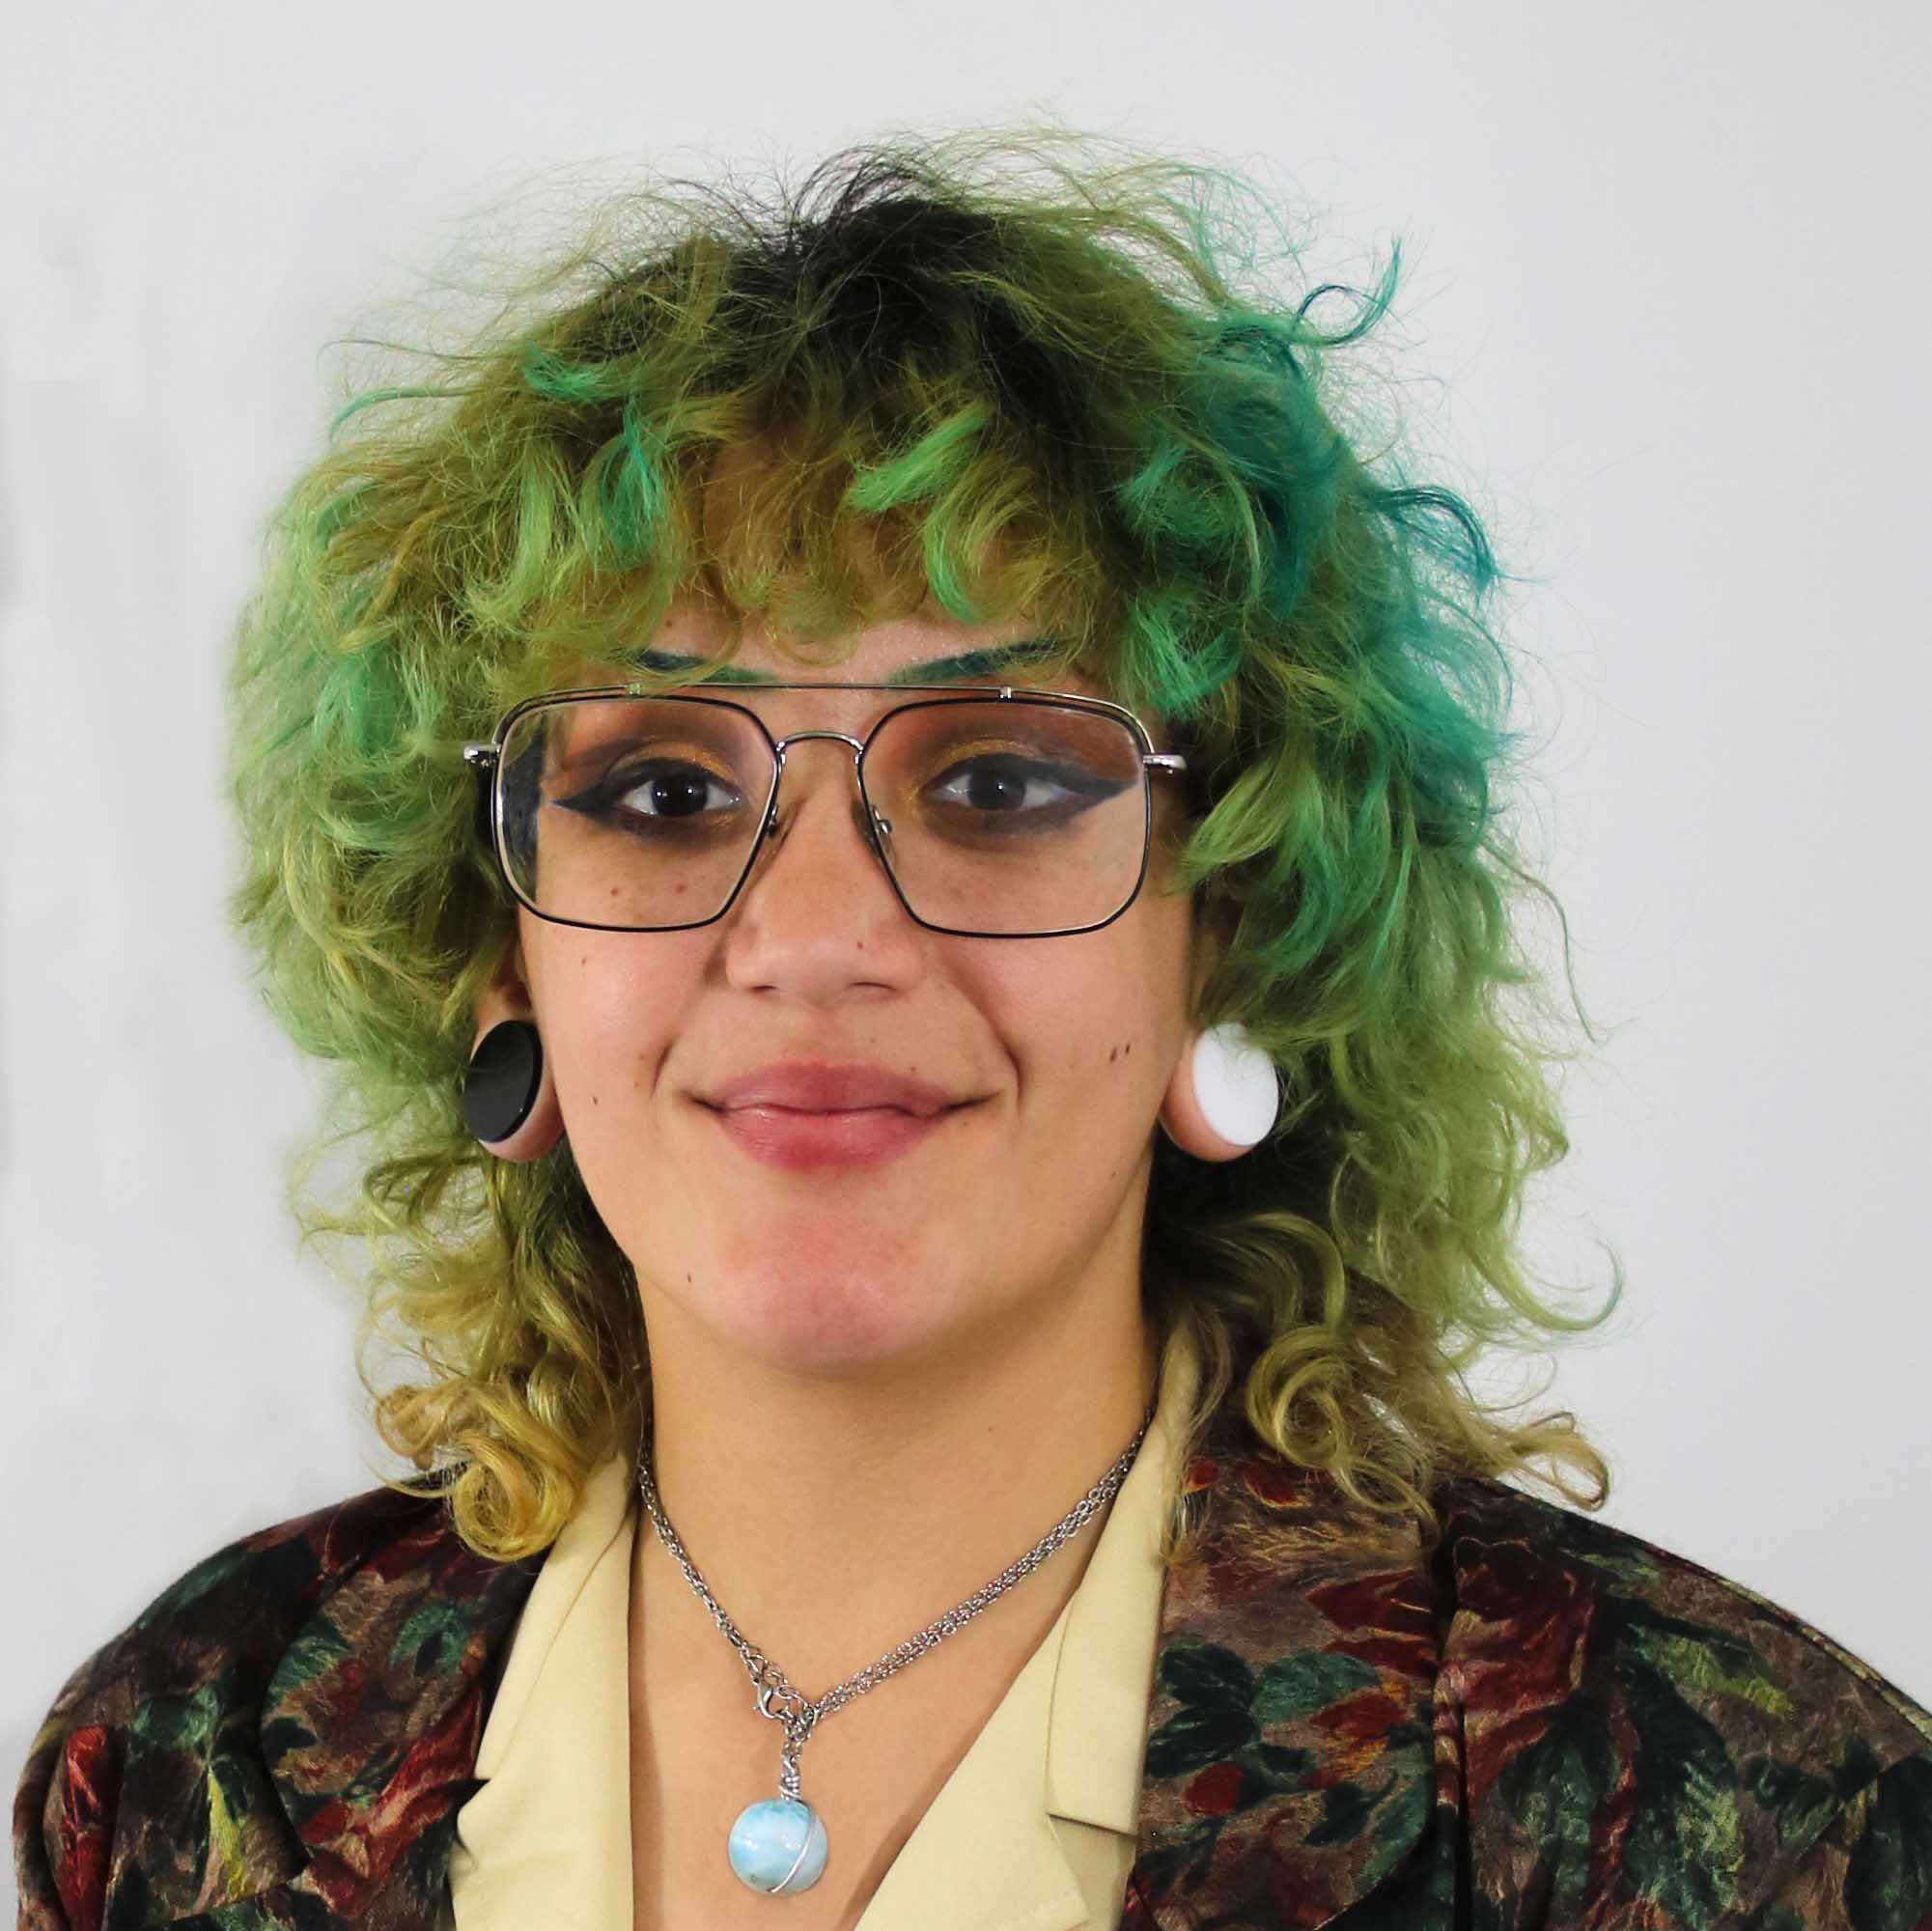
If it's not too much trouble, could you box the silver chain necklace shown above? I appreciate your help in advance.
[634,1394,1158,1897]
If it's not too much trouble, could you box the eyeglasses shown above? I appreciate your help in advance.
[462,684,1189,938]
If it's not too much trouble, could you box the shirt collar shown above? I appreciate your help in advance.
[1047,1326,1202,1836]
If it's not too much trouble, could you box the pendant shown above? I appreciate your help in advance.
[727,1796,828,1894]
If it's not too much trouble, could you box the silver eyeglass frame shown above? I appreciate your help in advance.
[462,682,1190,939]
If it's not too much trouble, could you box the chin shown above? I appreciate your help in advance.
[701,1248,966,1378]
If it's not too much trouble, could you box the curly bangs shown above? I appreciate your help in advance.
[227,130,1619,1564]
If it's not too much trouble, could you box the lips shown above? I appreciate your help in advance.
[700,1062,962,1117]
[706,1105,952,1172]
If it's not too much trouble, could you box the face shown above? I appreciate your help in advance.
[495,596,1207,1384]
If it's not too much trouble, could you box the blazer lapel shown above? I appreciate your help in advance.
[258,1512,542,1925]
[152,1499,542,1928]
[1123,1447,1447,1929]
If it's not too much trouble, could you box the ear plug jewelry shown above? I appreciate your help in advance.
[462,1020,545,1145]
[1168,1021,1280,1152]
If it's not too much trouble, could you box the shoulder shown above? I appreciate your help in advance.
[1433,1473,1932,1923]
[20,1476,453,1737]
[13,1472,538,1930]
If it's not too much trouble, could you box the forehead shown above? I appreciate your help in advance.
[642,598,1106,695]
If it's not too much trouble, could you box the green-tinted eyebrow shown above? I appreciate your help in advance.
[628,637,1065,686]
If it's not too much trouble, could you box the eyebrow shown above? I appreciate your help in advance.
[627,637,1066,686]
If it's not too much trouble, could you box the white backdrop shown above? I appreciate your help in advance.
[5,1,1928,1895]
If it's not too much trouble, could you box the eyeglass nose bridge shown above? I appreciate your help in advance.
[759,727,897,848]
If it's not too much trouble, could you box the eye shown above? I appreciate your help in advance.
[556,759,745,827]
[921,751,1126,829]
[928,753,1070,812]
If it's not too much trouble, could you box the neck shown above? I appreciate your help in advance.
[631,1275,1160,1695]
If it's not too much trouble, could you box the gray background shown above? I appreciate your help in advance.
[5,2,1928,1905]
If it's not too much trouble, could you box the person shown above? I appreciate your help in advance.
[14,134,1932,1931]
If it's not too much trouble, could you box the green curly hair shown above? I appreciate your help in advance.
[227,130,1621,1567]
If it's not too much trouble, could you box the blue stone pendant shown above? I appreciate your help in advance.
[727,1796,829,1894]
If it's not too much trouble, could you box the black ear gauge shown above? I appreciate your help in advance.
[462,1020,544,1144]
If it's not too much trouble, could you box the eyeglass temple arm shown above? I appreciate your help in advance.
[462,743,497,847]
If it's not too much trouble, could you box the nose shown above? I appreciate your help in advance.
[720,734,921,1001]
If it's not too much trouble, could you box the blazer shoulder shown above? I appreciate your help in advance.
[12,1473,469,1929]
[1433,1474,1932,1925]
[31,1474,457,1721]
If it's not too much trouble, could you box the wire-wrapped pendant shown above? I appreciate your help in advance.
[727,1796,828,1894]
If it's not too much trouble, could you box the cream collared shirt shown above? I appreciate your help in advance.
[446,1331,1197,1931]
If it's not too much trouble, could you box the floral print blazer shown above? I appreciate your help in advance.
[14,1444,1932,1930]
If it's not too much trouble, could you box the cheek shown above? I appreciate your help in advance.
[989,908,1193,1111]
[526,932,697,1122]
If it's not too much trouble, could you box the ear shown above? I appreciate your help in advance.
[475,926,534,1030]
[468,930,564,1161]
[1187,890,1240,1013]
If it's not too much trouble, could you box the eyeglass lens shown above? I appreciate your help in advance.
[495,695,1149,936]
